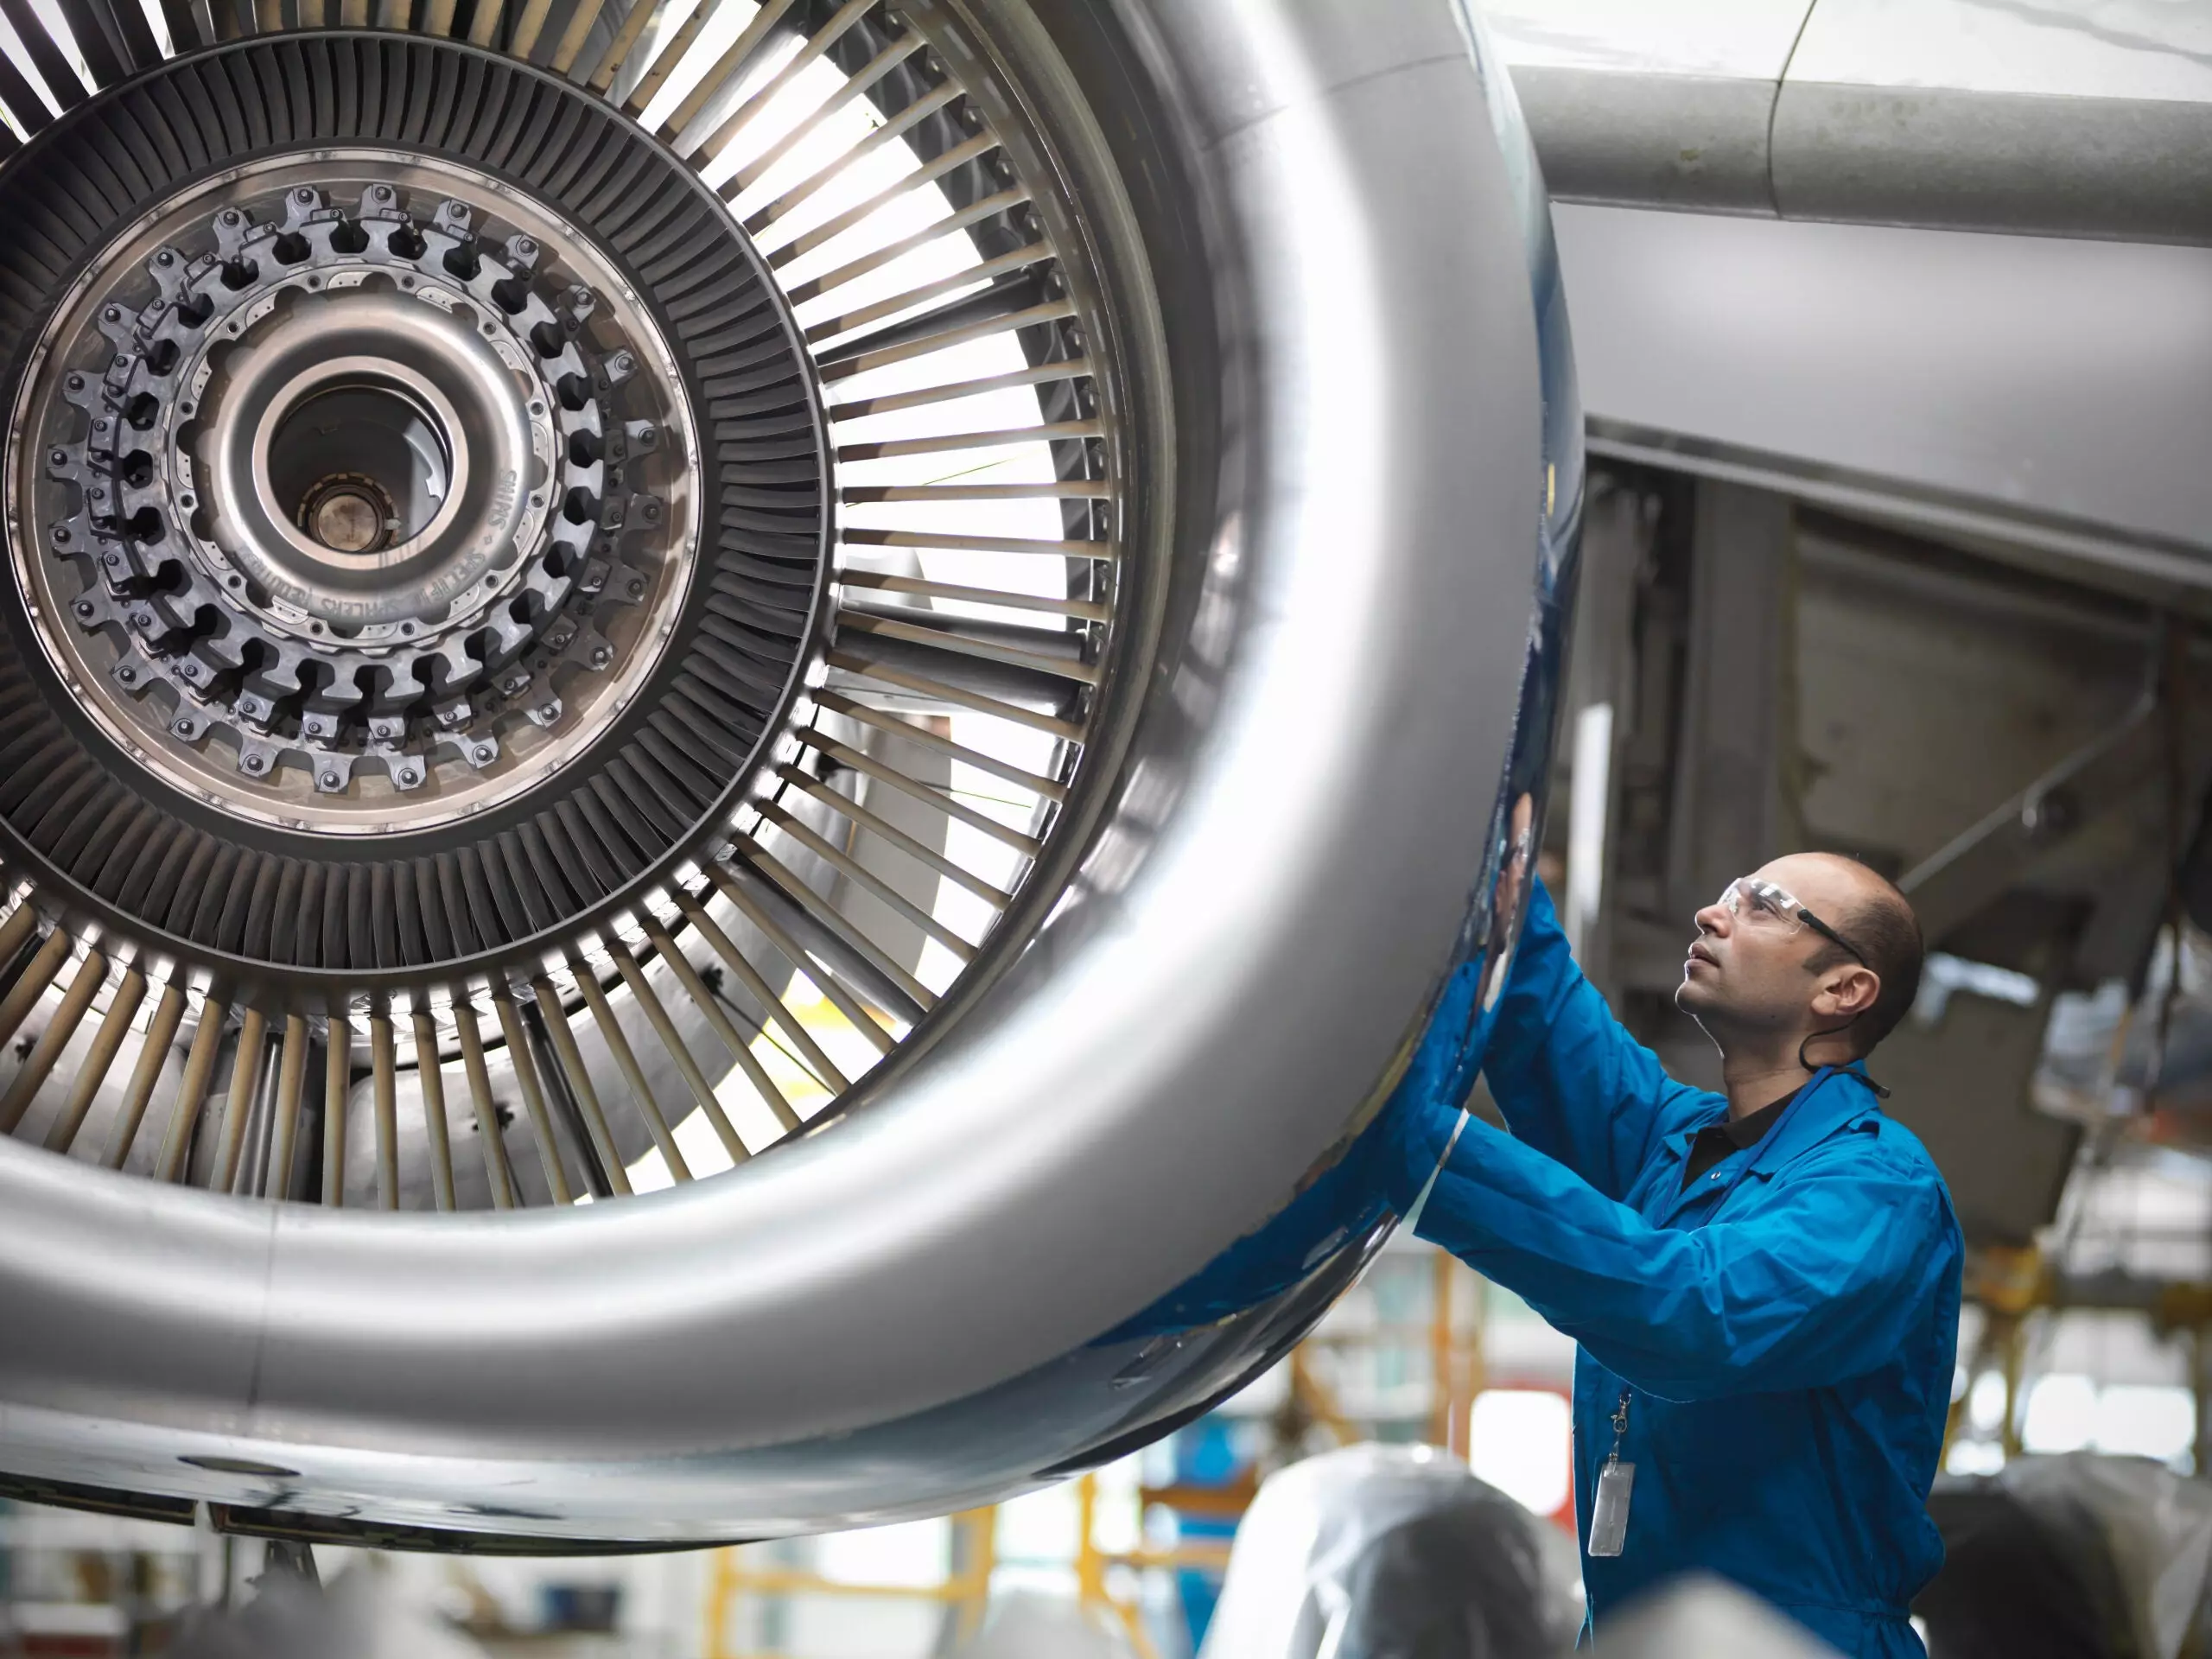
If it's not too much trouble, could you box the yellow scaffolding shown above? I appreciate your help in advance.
[1071,1471,1236,1659]
[702,1507,997,1659]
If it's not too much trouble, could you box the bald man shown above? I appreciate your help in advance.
[1388,855,1962,1657]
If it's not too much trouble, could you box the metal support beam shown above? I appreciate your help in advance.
[1558,478,1656,994]
[1899,690,2163,942]
[1665,480,1796,919]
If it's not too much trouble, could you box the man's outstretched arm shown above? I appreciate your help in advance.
[1408,1109,1960,1402]
[1475,879,1708,1201]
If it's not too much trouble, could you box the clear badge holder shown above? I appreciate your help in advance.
[1587,1388,1634,1558]
[1588,1458,1634,1556]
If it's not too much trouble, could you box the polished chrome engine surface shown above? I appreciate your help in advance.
[0,0,1579,1546]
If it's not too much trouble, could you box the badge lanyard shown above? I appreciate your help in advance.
[1582,1067,1848,1560]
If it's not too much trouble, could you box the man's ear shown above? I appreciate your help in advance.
[1821,964,1881,1020]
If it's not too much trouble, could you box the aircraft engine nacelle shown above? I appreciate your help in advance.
[0,0,1578,1546]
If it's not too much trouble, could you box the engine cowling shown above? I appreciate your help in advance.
[0,0,1578,1546]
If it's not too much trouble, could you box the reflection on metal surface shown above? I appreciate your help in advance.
[0,0,1572,1545]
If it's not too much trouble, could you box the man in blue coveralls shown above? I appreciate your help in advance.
[1388,853,1963,1656]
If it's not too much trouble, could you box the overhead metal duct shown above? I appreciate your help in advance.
[1485,0,2212,246]
[0,0,1578,1547]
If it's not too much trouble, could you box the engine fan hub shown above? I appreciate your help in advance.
[193,289,538,635]
[15,154,697,833]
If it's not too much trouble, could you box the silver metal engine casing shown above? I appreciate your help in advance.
[0,0,1580,1541]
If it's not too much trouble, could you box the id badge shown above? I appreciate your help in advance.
[1588,1457,1634,1557]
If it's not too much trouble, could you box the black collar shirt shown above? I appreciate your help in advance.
[1679,1091,1795,1192]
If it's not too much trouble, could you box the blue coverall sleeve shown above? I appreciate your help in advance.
[1483,879,1709,1201]
[1410,1113,1956,1402]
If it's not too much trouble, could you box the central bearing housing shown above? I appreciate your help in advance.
[22,155,709,832]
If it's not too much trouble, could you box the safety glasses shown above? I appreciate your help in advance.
[1715,877,1869,967]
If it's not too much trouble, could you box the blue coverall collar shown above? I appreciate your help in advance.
[1751,1064,1882,1177]
[1660,1065,1880,1226]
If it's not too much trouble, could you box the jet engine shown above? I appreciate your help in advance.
[0,0,1579,1547]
